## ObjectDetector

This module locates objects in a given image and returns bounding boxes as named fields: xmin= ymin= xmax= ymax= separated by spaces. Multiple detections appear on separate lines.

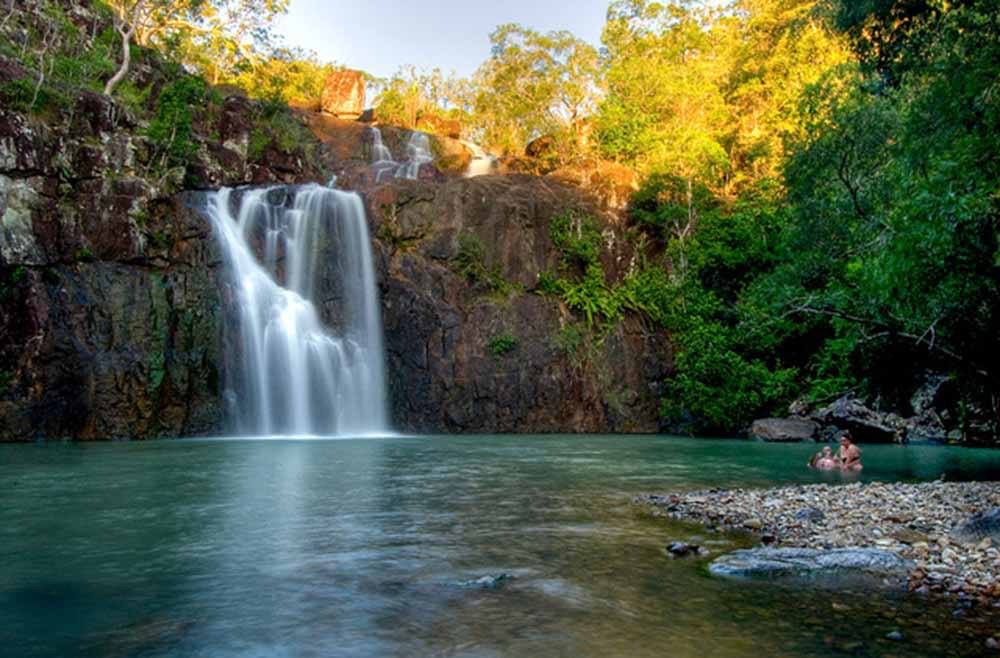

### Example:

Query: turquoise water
xmin=2 ymin=435 xmax=999 ymax=657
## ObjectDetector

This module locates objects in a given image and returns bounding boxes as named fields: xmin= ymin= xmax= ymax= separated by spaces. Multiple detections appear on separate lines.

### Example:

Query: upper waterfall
xmin=207 ymin=184 xmax=389 ymax=437
xmin=368 ymin=127 xmax=434 ymax=181
xmin=462 ymin=140 xmax=498 ymax=177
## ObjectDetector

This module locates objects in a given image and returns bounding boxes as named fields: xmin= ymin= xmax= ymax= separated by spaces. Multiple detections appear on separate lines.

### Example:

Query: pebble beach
xmin=639 ymin=481 xmax=1000 ymax=602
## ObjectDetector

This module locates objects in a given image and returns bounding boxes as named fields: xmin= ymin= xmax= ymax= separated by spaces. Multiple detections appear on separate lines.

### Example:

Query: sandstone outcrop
xmin=321 ymin=69 xmax=365 ymax=120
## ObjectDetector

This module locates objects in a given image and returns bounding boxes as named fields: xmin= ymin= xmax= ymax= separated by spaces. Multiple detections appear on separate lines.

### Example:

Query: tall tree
xmin=469 ymin=24 xmax=600 ymax=155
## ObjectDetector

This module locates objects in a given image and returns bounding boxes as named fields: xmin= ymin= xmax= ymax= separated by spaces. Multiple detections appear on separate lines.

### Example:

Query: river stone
xmin=795 ymin=507 xmax=826 ymax=523
xmin=951 ymin=508 xmax=1000 ymax=545
xmin=709 ymin=548 xmax=912 ymax=586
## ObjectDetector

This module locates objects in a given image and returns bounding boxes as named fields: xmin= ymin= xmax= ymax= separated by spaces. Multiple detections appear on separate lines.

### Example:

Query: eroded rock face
xmin=1 ymin=86 xmax=673 ymax=438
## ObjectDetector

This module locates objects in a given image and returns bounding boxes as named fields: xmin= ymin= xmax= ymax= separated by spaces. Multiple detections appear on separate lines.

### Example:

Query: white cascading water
xmin=207 ymin=184 xmax=389 ymax=437
xmin=395 ymin=131 xmax=433 ymax=179
xmin=462 ymin=140 xmax=498 ymax=177
xmin=368 ymin=127 xmax=434 ymax=181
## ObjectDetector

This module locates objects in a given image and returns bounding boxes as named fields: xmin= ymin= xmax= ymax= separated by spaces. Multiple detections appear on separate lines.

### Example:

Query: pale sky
xmin=277 ymin=0 xmax=610 ymax=79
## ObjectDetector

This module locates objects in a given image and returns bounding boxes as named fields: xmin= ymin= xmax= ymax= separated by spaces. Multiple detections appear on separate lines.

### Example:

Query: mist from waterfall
xmin=207 ymin=184 xmax=389 ymax=437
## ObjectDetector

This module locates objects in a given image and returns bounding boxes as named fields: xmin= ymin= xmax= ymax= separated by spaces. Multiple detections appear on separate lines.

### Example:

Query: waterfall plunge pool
xmin=2 ymin=435 xmax=1000 ymax=657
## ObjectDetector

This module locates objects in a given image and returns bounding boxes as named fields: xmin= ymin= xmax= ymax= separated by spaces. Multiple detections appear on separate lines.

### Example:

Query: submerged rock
xmin=666 ymin=541 xmax=701 ymax=557
xmin=459 ymin=573 xmax=514 ymax=590
xmin=709 ymin=547 xmax=911 ymax=586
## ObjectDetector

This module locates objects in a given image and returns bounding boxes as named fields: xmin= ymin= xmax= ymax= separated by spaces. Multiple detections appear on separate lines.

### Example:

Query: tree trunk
xmin=104 ymin=25 xmax=133 ymax=96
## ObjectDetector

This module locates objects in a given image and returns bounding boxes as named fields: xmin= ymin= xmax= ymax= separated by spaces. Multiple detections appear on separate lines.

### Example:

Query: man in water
xmin=838 ymin=432 xmax=863 ymax=471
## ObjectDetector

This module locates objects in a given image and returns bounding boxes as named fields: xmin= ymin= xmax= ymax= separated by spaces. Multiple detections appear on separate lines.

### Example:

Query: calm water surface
xmin=3 ymin=435 xmax=1000 ymax=657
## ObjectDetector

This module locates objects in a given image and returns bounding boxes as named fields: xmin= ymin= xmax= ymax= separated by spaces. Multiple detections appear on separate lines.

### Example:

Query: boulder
xmin=666 ymin=541 xmax=701 ymax=557
xmin=526 ymin=134 xmax=557 ymax=160
xmin=416 ymin=112 xmax=462 ymax=139
xmin=321 ymin=69 xmax=365 ymax=120
xmin=911 ymin=372 xmax=952 ymax=416
xmin=749 ymin=417 xmax=819 ymax=442
xmin=709 ymin=547 xmax=912 ymax=587
xmin=813 ymin=396 xmax=903 ymax=442
xmin=951 ymin=508 xmax=1000 ymax=545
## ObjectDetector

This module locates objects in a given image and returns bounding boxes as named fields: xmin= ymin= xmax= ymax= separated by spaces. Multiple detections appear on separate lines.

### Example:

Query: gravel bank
xmin=638 ymin=481 xmax=1000 ymax=601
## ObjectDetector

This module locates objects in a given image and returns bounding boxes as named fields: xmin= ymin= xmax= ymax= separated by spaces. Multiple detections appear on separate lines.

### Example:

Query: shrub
xmin=454 ymin=232 xmax=517 ymax=296
xmin=488 ymin=333 xmax=518 ymax=357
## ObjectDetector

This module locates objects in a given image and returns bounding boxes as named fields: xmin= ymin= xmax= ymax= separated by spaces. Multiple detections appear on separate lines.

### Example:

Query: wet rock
xmin=750 ymin=417 xmax=819 ymax=442
xmin=709 ymin=547 xmax=912 ymax=584
xmin=886 ymin=630 xmax=904 ymax=641
xmin=666 ymin=541 xmax=700 ymax=557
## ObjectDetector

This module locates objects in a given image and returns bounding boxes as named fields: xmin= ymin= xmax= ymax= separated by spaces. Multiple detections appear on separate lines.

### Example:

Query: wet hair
xmin=840 ymin=430 xmax=853 ymax=443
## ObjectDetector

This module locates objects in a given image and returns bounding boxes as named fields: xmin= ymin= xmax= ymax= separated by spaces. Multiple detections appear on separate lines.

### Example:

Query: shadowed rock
xmin=951 ymin=508 xmax=1000 ymax=545
xmin=750 ymin=418 xmax=819 ymax=442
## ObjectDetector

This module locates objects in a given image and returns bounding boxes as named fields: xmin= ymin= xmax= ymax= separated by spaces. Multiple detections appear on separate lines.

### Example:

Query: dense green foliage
xmin=146 ymin=75 xmax=207 ymax=167
xmin=619 ymin=0 xmax=1000 ymax=437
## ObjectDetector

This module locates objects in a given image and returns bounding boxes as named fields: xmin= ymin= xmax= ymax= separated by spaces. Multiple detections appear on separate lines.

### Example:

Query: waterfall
xmin=368 ymin=127 xmax=433 ymax=181
xmin=462 ymin=140 xmax=498 ymax=178
xmin=369 ymin=126 xmax=394 ymax=164
xmin=207 ymin=184 xmax=389 ymax=437
xmin=396 ymin=132 xmax=433 ymax=179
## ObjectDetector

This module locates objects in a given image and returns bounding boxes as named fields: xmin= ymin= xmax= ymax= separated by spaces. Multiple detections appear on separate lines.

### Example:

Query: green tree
xmin=469 ymin=24 xmax=600 ymax=155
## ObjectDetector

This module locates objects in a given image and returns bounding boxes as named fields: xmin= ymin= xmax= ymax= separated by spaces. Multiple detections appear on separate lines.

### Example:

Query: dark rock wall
xmin=367 ymin=175 xmax=672 ymax=433
xmin=0 ymin=86 xmax=321 ymax=439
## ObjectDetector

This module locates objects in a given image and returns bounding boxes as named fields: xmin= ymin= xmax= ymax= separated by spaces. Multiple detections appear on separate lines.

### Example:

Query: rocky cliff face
xmin=0 ymin=84 xmax=323 ymax=440
xmin=366 ymin=175 xmax=671 ymax=433
xmin=0 ymin=71 xmax=671 ymax=439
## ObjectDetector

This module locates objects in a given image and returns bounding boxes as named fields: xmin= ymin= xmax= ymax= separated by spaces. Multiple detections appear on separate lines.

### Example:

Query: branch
xmin=787 ymin=303 xmax=988 ymax=376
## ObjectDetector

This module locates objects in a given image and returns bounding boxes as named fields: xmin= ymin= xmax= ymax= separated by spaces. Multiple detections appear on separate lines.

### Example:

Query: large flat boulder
xmin=321 ymin=69 xmax=365 ymax=120
xmin=709 ymin=548 xmax=911 ymax=587
xmin=749 ymin=417 xmax=818 ymax=442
